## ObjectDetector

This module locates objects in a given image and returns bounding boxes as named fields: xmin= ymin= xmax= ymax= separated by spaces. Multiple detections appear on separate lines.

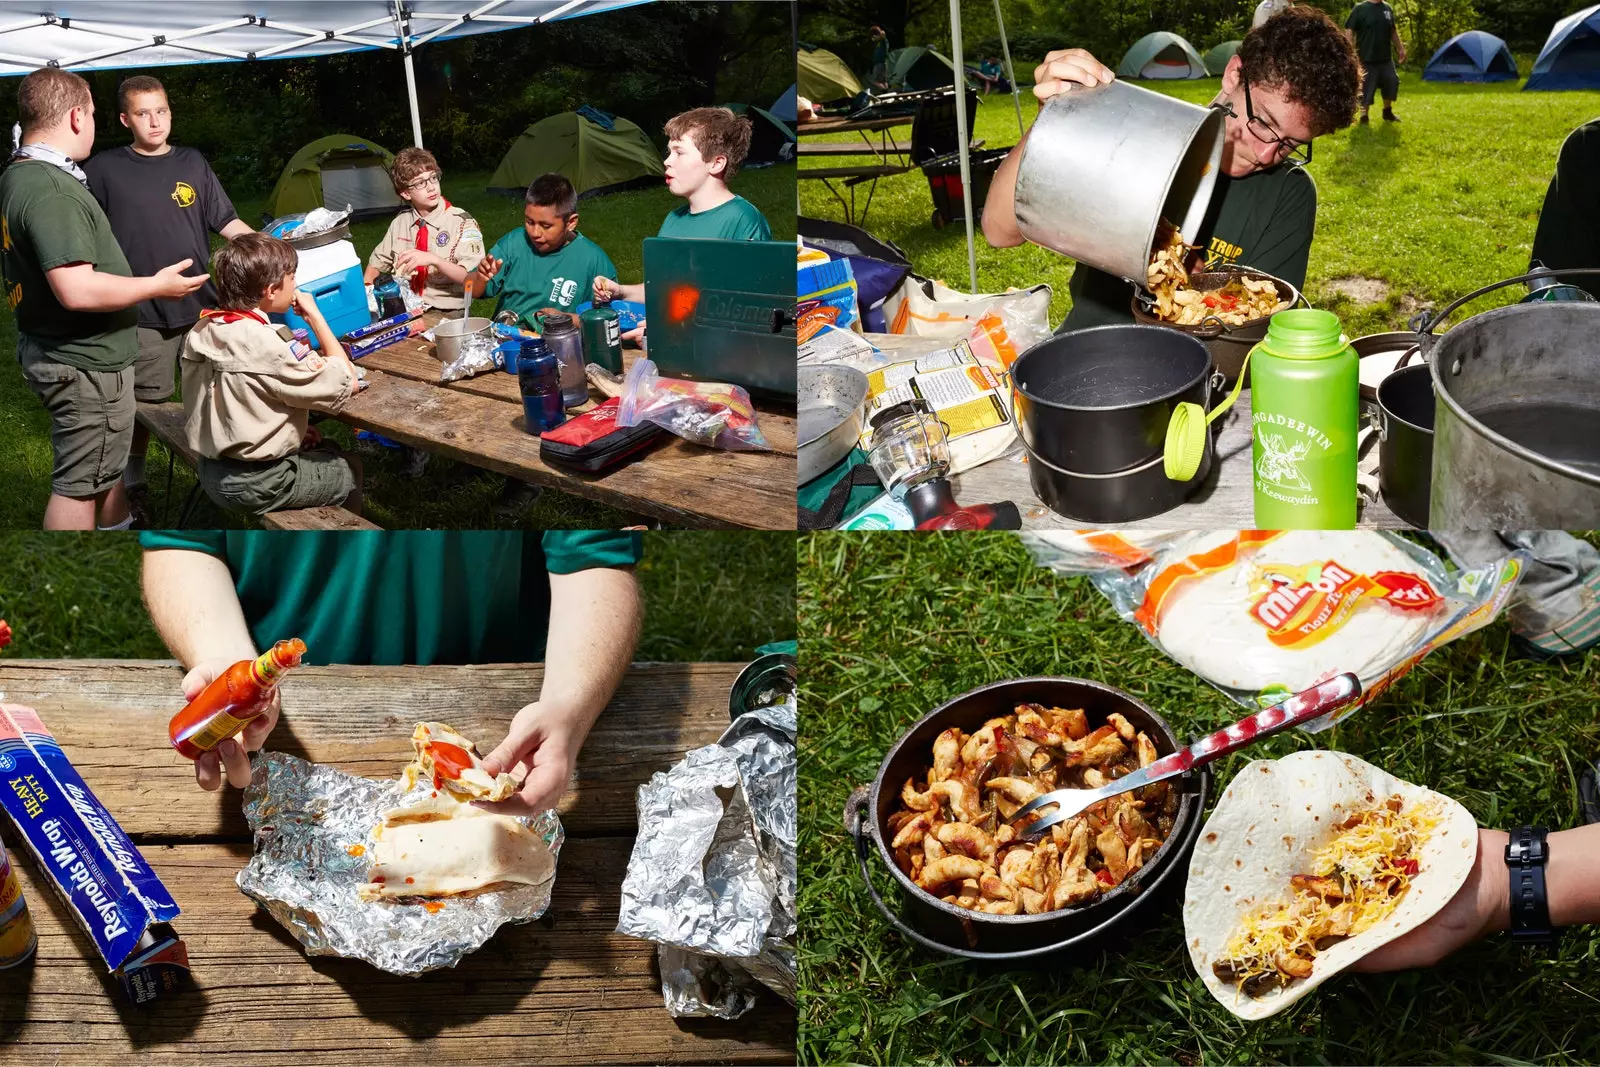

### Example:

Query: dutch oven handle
xmin=1410 ymin=267 xmax=1600 ymax=362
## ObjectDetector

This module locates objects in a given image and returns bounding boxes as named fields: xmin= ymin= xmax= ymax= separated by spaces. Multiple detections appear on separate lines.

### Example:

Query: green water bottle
xmin=1249 ymin=309 xmax=1358 ymax=529
xmin=581 ymin=300 xmax=623 ymax=375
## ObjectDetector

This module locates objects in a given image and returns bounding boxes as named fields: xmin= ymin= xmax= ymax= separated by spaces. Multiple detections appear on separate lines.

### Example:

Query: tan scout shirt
xmin=367 ymin=200 xmax=486 ymax=310
xmin=181 ymin=310 xmax=358 ymax=463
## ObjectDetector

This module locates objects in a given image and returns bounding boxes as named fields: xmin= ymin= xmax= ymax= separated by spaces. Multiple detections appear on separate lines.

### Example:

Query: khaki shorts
xmin=134 ymin=326 xmax=189 ymax=403
xmin=18 ymin=335 xmax=135 ymax=498
xmin=197 ymin=447 xmax=356 ymax=517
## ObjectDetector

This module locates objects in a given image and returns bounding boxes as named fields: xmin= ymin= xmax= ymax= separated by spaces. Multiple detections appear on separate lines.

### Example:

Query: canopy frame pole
xmin=990 ymin=0 xmax=1023 ymax=136
xmin=950 ymin=0 xmax=977 ymax=294
xmin=389 ymin=2 xmax=424 ymax=148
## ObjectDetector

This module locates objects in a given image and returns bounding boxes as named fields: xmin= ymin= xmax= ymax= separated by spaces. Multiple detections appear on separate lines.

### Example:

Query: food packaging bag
xmin=883 ymin=278 xmax=1052 ymax=339
xmin=855 ymin=339 xmax=1017 ymax=474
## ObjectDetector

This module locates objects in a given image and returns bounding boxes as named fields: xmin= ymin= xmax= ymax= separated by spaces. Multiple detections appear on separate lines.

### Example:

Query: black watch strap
xmin=1505 ymin=825 xmax=1557 ymax=945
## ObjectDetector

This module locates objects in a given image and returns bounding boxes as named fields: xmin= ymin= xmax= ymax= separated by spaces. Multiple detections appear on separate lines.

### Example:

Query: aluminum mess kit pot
xmin=798 ymin=364 xmax=870 ymax=485
xmin=1010 ymin=325 xmax=1221 ymax=522
xmin=1013 ymin=80 xmax=1225 ymax=284
xmin=844 ymin=677 xmax=1209 ymax=961
xmin=433 ymin=315 xmax=495 ymax=365
xmin=1420 ymin=270 xmax=1600 ymax=528
xmin=1131 ymin=267 xmax=1304 ymax=384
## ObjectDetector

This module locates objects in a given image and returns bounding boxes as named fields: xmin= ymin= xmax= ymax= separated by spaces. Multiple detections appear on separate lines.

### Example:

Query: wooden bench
xmin=135 ymin=401 xmax=378 ymax=531
xmin=797 ymin=139 xmax=911 ymax=156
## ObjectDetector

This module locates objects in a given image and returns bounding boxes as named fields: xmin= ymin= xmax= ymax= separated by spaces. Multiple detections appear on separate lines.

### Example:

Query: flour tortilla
xmin=359 ymin=804 xmax=554 ymax=901
xmin=1183 ymin=750 xmax=1478 ymax=1020
xmin=1151 ymin=531 xmax=1445 ymax=692
xmin=402 ymin=721 xmax=518 ymax=802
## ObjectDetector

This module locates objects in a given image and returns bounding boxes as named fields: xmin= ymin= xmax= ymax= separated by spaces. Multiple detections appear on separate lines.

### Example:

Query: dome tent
xmin=486 ymin=110 xmax=664 ymax=199
xmin=1118 ymin=32 xmax=1208 ymax=79
xmin=1424 ymin=30 xmax=1518 ymax=81
xmin=798 ymin=45 xmax=863 ymax=104
xmin=772 ymin=84 xmax=798 ymax=123
xmin=264 ymin=135 xmax=402 ymax=221
xmin=887 ymin=45 xmax=969 ymax=90
xmin=1525 ymin=4 xmax=1600 ymax=90
xmin=725 ymin=103 xmax=797 ymax=166
xmin=1203 ymin=40 xmax=1241 ymax=77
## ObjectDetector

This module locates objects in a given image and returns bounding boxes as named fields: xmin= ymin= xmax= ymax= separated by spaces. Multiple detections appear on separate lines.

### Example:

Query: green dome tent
xmin=888 ymin=45 xmax=971 ymax=90
xmin=798 ymin=45 xmax=863 ymax=104
xmin=1203 ymin=40 xmax=1241 ymax=76
xmin=1118 ymin=32 xmax=1209 ymax=79
xmin=486 ymin=111 xmax=664 ymax=198
xmin=725 ymin=103 xmax=796 ymax=166
xmin=264 ymin=135 xmax=402 ymax=221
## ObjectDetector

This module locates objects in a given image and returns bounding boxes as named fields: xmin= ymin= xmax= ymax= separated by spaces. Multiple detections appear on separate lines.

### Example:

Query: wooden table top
xmin=0 ymin=661 xmax=795 ymax=1064
xmin=323 ymin=313 xmax=796 ymax=530
xmin=798 ymin=114 xmax=912 ymax=136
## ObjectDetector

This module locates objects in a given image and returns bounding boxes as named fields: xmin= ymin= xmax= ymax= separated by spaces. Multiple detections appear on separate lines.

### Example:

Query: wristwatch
xmin=1505 ymin=826 xmax=1558 ymax=945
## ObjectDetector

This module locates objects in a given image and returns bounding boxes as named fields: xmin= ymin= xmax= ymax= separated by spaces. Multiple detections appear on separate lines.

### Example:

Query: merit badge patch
xmin=436 ymin=230 xmax=451 ymax=248
xmin=171 ymin=181 xmax=197 ymax=208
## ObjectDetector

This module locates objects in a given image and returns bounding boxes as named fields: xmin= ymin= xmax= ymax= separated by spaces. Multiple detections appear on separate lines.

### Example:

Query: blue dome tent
xmin=1424 ymin=30 xmax=1518 ymax=81
xmin=1526 ymin=4 xmax=1600 ymax=90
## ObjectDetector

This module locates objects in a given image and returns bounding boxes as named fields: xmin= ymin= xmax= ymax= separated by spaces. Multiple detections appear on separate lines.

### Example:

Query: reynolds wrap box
xmin=0 ymin=705 xmax=188 ymax=1002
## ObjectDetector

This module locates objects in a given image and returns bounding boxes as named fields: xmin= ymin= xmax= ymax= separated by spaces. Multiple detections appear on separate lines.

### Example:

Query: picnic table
xmin=798 ymin=113 xmax=916 ymax=225
xmin=322 ymin=312 xmax=797 ymax=530
xmin=0 ymin=660 xmax=796 ymax=1065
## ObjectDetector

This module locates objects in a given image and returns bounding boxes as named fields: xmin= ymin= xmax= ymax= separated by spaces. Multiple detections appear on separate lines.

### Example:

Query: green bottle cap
xmin=1261 ymin=308 xmax=1345 ymax=359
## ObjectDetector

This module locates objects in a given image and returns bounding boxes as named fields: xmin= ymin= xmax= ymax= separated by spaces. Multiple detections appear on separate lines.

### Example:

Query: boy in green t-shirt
xmin=592 ymin=107 xmax=771 ymax=316
xmin=469 ymin=173 xmax=616 ymax=325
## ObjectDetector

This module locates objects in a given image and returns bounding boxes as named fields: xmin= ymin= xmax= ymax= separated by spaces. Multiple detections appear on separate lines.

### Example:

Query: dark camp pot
xmin=1011 ymin=325 xmax=1213 ymax=475
xmin=844 ymin=677 xmax=1209 ymax=961
xmin=1024 ymin=436 xmax=1214 ymax=524
xmin=1374 ymin=363 xmax=1434 ymax=529
xmin=1130 ymin=267 xmax=1304 ymax=385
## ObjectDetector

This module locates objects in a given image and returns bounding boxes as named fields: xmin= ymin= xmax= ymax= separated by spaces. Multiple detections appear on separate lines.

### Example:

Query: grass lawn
xmin=0 ymin=163 xmax=796 ymax=531
xmin=0 ymin=529 xmax=795 ymax=662
xmin=799 ymin=75 xmax=1600 ymax=336
xmin=798 ymin=532 xmax=1600 ymax=1066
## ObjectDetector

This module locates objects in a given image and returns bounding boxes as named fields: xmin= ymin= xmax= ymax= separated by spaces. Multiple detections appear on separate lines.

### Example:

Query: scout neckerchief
xmin=411 ymin=199 xmax=453 ymax=294
xmin=10 ymin=142 xmax=88 ymax=185
xmin=198 ymin=308 xmax=269 ymax=326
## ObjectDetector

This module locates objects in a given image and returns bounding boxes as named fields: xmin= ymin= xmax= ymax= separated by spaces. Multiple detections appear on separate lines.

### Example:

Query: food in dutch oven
xmin=1146 ymin=223 xmax=1289 ymax=326
xmin=1184 ymin=751 xmax=1476 ymax=1020
xmin=887 ymin=704 xmax=1177 ymax=915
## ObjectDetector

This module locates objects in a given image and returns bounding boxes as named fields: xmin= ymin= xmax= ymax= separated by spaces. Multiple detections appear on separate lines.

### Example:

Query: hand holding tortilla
xmin=403 ymin=721 xmax=518 ymax=802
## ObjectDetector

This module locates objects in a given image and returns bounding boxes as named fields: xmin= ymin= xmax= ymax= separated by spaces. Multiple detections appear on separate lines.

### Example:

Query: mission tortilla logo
xmin=171 ymin=182 xmax=196 ymax=208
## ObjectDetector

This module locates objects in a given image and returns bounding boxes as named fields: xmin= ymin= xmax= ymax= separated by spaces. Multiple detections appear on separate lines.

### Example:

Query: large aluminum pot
xmin=1422 ymin=271 xmax=1600 ymax=528
xmin=433 ymin=315 xmax=494 ymax=364
xmin=1014 ymin=80 xmax=1224 ymax=284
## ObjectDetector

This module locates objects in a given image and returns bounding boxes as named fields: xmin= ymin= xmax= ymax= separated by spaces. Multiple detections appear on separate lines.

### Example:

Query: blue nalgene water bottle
xmin=517 ymin=338 xmax=565 ymax=433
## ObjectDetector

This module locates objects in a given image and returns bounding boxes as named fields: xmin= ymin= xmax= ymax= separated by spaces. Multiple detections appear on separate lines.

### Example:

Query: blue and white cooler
xmin=265 ymin=216 xmax=371 ymax=348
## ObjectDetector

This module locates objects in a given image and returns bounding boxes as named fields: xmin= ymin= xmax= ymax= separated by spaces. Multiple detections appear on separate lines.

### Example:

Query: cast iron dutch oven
xmin=1130 ymin=266 xmax=1304 ymax=384
xmin=845 ymin=677 xmax=1209 ymax=961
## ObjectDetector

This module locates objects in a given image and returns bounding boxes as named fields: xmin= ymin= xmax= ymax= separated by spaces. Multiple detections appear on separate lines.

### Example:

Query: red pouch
xmin=539 ymin=397 xmax=667 ymax=473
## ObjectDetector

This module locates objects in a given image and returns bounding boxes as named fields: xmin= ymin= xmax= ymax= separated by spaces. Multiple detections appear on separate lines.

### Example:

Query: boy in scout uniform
xmin=183 ymin=233 xmax=367 ymax=518
xmin=364 ymin=147 xmax=485 ymax=310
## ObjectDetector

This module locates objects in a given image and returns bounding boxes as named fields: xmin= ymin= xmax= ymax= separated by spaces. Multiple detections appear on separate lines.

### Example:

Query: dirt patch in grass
xmin=1327 ymin=276 xmax=1390 ymax=304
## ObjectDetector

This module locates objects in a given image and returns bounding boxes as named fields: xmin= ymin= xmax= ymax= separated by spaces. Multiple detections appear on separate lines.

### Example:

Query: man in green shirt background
xmin=473 ymin=173 xmax=617 ymax=323
xmin=982 ymin=7 xmax=1361 ymax=333
xmin=1 ymin=68 xmax=208 ymax=531
xmin=140 ymin=529 xmax=642 ymax=815
xmin=1346 ymin=0 xmax=1407 ymax=123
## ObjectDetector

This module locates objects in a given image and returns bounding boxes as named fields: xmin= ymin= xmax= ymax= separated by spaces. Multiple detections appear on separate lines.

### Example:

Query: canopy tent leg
xmin=991 ymin=0 xmax=1024 ymax=137
xmin=393 ymin=0 xmax=424 ymax=148
xmin=950 ymin=0 xmax=977 ymax=294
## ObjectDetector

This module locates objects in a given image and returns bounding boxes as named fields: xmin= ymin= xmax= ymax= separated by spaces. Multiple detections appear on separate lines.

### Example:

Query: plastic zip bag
xmin=1038 ymin=531 xmax=1524 ymax=728
xmin=616 ymin=359 xmax=771 ymax=451
xmin=1019 ymin=531 xmax=1190 ymax=575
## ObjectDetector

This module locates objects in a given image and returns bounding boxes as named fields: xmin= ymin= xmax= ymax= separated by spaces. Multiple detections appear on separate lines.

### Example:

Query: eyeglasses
xmin=1227 ymin=72 xmax=1313 ymax=165
xmin=406 ymin=174 xmax=442 ymax=191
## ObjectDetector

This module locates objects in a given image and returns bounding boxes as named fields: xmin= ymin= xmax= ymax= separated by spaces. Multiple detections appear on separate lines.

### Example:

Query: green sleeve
xmin=484 ymin=231 xmax=516 ymax=298
xmin=1246 ymin=169 xmax=1316 ymax=291
xmin=540 ymin=531 xmax=643 ymax=573
xmin=139 ymin=530 xmax=228 ymax=556
xmin=744 ymin=204 xmax=772 ymax=241
xmin=28 ymin=192 xmax=105 ymax=271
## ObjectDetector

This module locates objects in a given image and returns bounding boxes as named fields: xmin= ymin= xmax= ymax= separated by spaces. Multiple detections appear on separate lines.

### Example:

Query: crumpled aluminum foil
xmin=617 ymin=688 xmax=796 ymax=1018
xmin=238 ymin=751 xmax=563 ymax=976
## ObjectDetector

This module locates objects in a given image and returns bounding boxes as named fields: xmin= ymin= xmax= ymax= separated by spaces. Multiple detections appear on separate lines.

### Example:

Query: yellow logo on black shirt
xmin=171 ymin=181 xmax=196 ymax=208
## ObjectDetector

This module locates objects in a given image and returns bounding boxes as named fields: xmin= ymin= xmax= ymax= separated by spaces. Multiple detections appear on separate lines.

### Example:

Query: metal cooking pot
xmin=798 ymin=365 xmax=870 ymax=485
xmin=1420 ymin=270 xmax=1600 ymax=528
xmin=1374 ymin=363 xmax=1434 ymax=529
xmin=1014 ymin=81 xmax=1224 ymax=284
xmin=1011 ymin=324 xmax=1215 ymax=475
xmin=844 ymin=676 xmax=1208 ymax=960
xmin=433 ymin=316 xmax=494 ymax=364
xmin=1130 ymin=267 xmax=1304 ymax=384
xmin=1026 ymin=439 xmax=1213 ymax=524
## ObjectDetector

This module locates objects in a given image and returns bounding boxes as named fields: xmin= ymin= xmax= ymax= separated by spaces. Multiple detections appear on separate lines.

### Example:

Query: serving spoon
xmin=1009 ymin=673 xmax=1361 ymax=840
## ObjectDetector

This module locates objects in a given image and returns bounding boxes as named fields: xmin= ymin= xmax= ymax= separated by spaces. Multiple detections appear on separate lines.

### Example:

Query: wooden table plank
xmin=0 ymin=662 xmax=745 ymax=839
xmin=0 ymin=839 xmax=794 ymax=1064
xmin=258 ymin=507 xmax=381 ymax=532
xmin=797 ymin=140 xmax=910 ymax=156
xmin=798 ymin=114 xmax=911 ymax=136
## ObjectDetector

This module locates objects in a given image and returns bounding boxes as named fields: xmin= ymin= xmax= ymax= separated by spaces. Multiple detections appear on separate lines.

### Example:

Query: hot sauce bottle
xmin=168 ymin=640 xmax=306 ymax=759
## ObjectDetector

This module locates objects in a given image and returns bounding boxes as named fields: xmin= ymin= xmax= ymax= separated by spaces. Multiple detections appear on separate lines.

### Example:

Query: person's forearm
xmin=363 ymin=265 xmax=380 ymax=284
xmin=219 ymin=218 xmax=253 ymax=240
xmin=141 ymin=549 xmax=257 ymax=669
xmin=538 ymin=568 xmax=642 ymax=741
xmin=48 ymin=268 xmax=167 ymax=312
xmin=303 ymin=309 xmax=345 ymax=358
xmin=616 ymin=282 xmax=646 ymax=304
xmin=1548 ymin=824 xmax=1600 ymax=926
xmin=981 ymin=133 xmax=1029 ymax=248
xmin=431 ymin=259 xmax=469 ymax=285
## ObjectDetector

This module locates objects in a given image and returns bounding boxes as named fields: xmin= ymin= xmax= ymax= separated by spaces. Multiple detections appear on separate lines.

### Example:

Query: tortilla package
xmin=1020 ymin=530 xmax=1188 ymax=575
xmin=1089 ymin=531 xmax=1523 ymax=726
xmin=1184 ymin=751 xmax=1477 ymax=1020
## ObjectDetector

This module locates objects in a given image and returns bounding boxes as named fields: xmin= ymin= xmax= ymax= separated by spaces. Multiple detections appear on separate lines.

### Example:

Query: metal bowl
xmin=1352 ymin=331 xmax=1423 ymax=405
xmin=799 ymin=364 xmax=870 ymax=485
xmin=845 ymin=677 xmax=1209 ymax=960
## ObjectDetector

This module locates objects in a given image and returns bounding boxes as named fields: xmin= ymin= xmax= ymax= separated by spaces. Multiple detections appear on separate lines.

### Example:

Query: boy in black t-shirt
xmin=84 ymin=75 xmax=254 ymax=524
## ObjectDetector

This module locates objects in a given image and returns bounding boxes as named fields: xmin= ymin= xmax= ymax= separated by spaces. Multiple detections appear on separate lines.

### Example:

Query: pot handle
xmin=1192 ymin=315 xmax=1226 ymax=340
xmin=1411 ymin=267 xmax=1600 ymax=337
xmin=1164 ymin=350 xmax=1250 ymax=482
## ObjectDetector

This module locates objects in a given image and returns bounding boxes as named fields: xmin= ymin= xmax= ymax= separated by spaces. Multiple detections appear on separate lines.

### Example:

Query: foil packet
xmin=238 ymin=751 xmax=563 ymax=976
xmin=617 ymin=687 xmax=796 ymax=1018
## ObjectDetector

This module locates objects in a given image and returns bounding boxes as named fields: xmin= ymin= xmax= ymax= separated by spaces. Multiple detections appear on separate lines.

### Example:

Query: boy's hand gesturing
xmin=393 ymin=248 xmax=437 ymax=276
xmin=180 ymin=659 xmax=282 ymax=792
xmin=592 ymin=276 xmax=618 ymax=302
xmin=155 ymin=259 xmax=209 ymax=299
xmin=475 ymin=255 xmax=504 ymax=282
xmin=292 ymin=290 xmax=322 ymax=320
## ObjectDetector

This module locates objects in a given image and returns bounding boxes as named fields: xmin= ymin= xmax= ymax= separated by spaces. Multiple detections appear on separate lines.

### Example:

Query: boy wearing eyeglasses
xmin=982 ymin=6 xmax=1361 ymax=334
xmin=364 ymin=147 xmax=487 ymax=311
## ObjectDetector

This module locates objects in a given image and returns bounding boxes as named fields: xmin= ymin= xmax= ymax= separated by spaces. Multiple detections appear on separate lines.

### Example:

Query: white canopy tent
xmin=0 ymin=1 xmax=649 ymax=148
xmin=946 ymin=0 xmax=1024 ymax=294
